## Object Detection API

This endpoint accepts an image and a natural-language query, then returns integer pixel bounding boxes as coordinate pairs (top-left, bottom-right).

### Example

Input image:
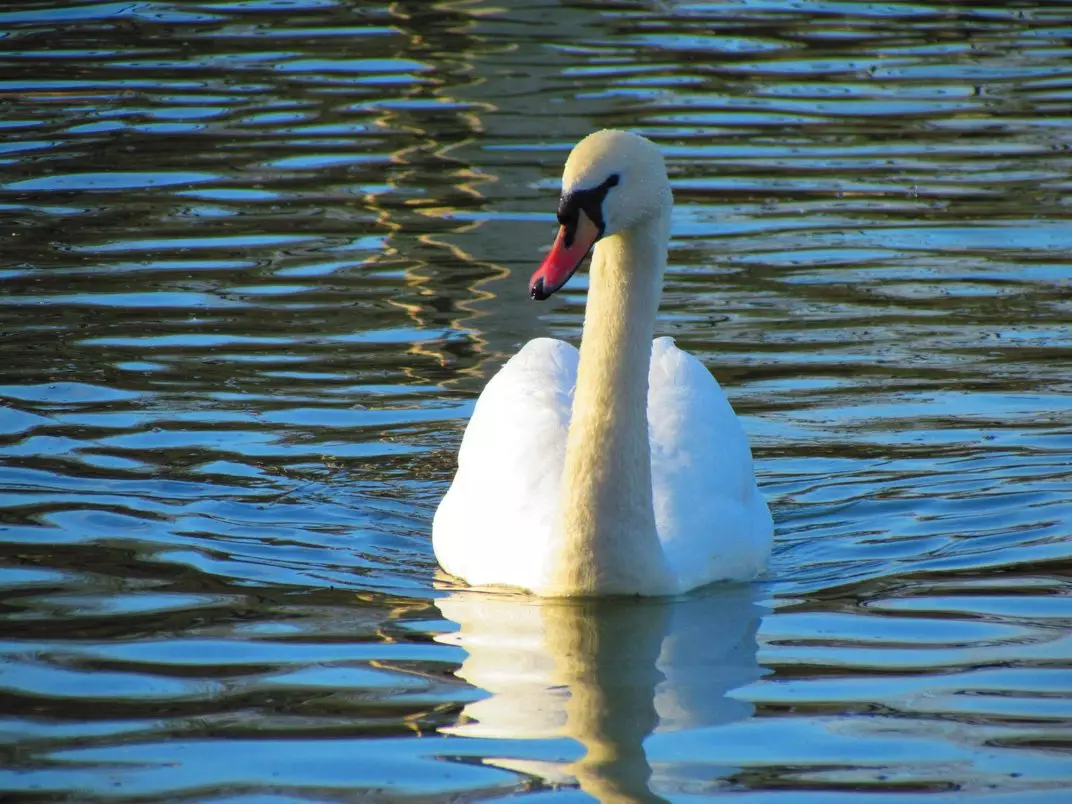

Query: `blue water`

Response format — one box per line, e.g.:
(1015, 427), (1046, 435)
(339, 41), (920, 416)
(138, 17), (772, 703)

(1, 0), (1071, 800)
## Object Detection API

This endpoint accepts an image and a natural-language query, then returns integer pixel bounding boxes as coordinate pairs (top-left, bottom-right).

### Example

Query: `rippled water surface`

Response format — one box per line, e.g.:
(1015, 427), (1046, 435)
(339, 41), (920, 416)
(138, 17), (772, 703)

(2, 0), (1071, 800)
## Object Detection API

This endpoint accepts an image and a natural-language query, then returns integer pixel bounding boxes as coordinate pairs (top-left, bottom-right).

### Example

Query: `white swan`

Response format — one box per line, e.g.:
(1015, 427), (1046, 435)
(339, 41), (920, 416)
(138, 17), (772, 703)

(433, 129), (772, 596)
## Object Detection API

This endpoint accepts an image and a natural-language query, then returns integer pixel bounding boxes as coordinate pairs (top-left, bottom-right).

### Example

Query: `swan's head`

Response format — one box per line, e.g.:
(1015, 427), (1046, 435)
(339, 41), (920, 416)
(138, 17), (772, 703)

(530, 130), (671, 301)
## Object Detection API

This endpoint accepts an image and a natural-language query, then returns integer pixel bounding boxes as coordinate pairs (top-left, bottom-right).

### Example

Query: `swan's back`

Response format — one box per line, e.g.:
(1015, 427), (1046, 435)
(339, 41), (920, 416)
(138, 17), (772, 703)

(433, 338), (578, 590)
(647, 337), (773, 589)
(433, 336), (771, 593)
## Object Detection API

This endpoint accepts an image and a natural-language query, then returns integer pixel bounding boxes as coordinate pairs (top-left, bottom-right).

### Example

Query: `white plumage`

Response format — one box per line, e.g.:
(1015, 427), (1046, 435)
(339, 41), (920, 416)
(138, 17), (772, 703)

(434, 336), (772, 593)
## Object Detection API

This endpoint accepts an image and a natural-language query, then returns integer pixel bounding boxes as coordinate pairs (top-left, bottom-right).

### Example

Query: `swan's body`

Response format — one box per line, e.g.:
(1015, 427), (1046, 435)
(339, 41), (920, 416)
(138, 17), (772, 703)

(433, 130), (772, 597)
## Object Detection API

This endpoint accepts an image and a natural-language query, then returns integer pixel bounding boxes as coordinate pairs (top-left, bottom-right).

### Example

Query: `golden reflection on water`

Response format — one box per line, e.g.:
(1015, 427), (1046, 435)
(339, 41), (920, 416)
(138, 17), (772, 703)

(359, 2), (499, 384)
(357, 0), (645, 390)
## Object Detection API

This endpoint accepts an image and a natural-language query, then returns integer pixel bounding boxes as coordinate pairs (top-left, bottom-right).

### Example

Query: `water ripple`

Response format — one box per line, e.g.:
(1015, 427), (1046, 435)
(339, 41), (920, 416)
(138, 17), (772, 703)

(1, 0), (1071, 800)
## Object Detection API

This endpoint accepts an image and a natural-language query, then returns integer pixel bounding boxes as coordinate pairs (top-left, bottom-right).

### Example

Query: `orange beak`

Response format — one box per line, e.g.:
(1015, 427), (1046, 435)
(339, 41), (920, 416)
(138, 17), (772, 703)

(529, 209), (601, 300)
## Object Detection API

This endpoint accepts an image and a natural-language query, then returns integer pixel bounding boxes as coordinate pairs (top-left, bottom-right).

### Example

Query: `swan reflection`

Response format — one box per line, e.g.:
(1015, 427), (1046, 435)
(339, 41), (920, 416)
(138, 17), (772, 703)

(435, 585), (765, 801)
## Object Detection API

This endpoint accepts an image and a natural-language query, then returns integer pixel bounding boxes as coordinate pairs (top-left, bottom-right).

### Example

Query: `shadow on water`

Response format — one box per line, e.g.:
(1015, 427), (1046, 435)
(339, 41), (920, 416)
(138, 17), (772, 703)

(0, 0), (1071, 800)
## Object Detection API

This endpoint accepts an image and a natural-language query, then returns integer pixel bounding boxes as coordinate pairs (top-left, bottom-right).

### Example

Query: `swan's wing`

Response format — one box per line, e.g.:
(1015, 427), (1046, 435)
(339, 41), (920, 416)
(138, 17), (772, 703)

(648, 337), (773, 588)
(433, 337), (578, 589)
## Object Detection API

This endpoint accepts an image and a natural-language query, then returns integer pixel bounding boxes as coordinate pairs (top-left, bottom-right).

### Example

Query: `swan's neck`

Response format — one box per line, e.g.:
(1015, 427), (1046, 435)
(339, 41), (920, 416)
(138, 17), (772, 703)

(548, 208), (674, 596)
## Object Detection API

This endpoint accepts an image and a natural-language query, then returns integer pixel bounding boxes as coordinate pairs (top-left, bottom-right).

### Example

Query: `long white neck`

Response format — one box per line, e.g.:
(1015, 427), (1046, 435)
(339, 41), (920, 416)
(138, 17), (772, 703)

(546, 207), (674, 596)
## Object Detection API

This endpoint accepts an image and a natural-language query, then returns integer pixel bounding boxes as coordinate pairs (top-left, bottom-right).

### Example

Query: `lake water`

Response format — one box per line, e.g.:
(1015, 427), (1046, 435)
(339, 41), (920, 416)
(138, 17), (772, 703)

(2, 0), (1071, 801)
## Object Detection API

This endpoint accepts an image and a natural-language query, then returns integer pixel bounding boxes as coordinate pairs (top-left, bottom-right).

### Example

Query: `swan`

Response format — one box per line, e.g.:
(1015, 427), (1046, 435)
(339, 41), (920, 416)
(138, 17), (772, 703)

(433, 129), (772, 597)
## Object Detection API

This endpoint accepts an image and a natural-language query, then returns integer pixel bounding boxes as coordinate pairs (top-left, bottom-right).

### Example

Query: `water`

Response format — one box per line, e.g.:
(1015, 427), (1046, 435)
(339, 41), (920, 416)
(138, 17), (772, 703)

(1, 0), (1071, 800)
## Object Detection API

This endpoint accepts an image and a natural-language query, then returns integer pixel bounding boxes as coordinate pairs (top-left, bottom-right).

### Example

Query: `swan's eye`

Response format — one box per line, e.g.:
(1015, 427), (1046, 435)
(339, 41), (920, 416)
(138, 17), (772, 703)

(556, 173), (621, 243)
